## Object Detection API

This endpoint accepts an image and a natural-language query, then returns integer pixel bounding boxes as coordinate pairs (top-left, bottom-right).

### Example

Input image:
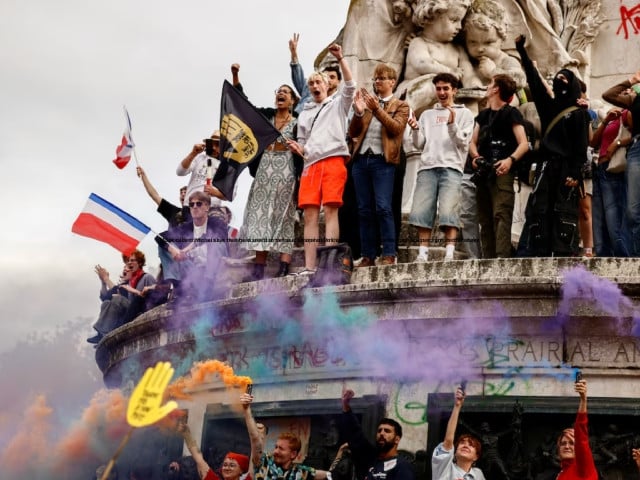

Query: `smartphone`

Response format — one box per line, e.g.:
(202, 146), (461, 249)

(246, 383), (253, 395)
(460, 379), (467, 394)
(575, 370), (583, 383)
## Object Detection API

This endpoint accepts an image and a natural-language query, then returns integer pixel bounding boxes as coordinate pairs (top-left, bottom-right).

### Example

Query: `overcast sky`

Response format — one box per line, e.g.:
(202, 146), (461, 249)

(0, 0), (348, 353)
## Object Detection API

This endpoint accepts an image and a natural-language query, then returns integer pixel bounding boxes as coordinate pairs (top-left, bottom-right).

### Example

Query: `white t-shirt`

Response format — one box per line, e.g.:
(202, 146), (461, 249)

(177, 152), (222, 207)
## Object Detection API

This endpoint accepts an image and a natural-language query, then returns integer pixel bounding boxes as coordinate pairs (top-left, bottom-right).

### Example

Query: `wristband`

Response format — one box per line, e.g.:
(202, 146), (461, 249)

(509, 155), (517, 162)
(336, 56), (343, 62)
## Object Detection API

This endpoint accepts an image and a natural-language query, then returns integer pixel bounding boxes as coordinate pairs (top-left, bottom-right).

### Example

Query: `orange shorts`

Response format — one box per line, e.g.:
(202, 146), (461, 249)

(298, 156), (347, 208)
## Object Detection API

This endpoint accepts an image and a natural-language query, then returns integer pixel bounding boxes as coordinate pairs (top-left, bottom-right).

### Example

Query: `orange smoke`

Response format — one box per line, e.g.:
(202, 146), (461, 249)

(0, 395), (53, 473)
(53, 389), (128, 469)
(167, 360), (252, 400)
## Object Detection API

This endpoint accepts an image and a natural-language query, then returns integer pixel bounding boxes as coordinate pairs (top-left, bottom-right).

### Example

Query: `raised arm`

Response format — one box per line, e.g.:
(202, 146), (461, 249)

(514, 35), (553, 125)
(231, 63), (240, 87)
(136, 166), (162, 206)
(327, 43), (356, 115)
(573, 379), (597, 479)
(178, 423), (214, 480)
(95, 264), (115, 292)
(603, 70), (640, 109)
(240, 392), (264, 468)
(289, 33), (309, 99)
(178, 143), (204, 173)
(444, 387), (465, 451)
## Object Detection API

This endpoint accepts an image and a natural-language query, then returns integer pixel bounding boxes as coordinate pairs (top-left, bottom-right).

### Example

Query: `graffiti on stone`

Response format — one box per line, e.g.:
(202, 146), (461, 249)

(617, 1), (640, 39)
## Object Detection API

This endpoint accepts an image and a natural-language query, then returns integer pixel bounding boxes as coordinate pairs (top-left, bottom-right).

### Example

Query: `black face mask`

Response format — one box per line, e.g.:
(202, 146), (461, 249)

(553, 76), (569, 98)
(552, 69), (581, 107)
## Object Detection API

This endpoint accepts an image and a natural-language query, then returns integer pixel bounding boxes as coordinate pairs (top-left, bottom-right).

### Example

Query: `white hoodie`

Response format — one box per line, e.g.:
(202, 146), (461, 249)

(412, 103), (474, 173)
(297, 80), (357, 168)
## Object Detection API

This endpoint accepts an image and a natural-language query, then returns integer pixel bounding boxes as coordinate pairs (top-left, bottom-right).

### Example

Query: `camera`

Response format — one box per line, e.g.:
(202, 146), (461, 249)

(204, 138), (215, 156)
(470, 156), (495, 185)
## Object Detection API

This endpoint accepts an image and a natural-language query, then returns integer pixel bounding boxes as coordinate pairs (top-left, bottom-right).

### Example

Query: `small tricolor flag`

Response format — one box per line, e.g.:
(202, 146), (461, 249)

(113, 106), (135, 169)
(72, 193), (150, 255)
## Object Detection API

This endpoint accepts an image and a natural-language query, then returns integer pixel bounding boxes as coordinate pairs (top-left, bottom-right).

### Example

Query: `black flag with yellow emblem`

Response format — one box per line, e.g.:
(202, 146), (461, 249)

(213, 80), (281, 200)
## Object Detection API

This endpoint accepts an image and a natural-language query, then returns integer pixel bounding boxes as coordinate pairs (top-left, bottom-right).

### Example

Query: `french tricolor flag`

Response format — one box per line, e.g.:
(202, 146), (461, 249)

(113, 106), (135, 169)
(72, 193), (150, 255)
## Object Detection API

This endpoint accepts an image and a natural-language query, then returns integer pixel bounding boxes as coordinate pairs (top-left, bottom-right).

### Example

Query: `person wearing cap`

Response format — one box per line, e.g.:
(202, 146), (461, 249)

(177, 130), (231, 225)
(178, 422), (251, 480)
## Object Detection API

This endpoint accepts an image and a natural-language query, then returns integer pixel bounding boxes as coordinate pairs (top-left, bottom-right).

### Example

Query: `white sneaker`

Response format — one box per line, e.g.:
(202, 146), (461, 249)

(414, 254), (428, 263)
(444, 254), (454, 262)
(292, 268), (316, 277)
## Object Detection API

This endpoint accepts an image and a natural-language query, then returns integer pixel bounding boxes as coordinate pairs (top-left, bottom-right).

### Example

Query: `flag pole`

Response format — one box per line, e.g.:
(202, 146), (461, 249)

(123, 105), (140, 167)
(133, 147), (141, 167)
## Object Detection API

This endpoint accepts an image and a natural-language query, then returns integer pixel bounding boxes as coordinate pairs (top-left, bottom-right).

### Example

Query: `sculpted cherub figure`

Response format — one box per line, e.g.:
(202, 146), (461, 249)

(397, 0), (482, 114)
(463, 0), (526, 88)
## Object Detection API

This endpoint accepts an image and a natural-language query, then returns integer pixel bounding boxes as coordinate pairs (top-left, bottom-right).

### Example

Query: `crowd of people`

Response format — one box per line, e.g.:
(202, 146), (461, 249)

(93, 379), (640, 480)
(87, 31), (640, 342)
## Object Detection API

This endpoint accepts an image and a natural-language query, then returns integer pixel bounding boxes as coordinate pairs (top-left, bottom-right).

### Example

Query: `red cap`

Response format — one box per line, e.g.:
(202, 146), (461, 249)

(226, 452), (249, 472)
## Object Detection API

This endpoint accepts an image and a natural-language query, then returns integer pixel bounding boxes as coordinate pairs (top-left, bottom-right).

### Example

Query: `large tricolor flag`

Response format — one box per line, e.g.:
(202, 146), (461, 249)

(113, 106), (135, 169)
(213, 80), (280, 200)
(72, 193), (150, 255)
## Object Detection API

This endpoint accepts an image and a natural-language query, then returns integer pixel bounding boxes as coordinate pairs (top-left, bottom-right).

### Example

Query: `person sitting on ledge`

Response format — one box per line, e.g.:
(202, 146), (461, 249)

(156, 191), (228, 302)
(87, 250), (156, 344)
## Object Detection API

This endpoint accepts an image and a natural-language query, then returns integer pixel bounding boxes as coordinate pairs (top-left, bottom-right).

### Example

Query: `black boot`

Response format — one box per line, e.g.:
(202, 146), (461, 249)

(243, 263), (265, 282)
(276, 261), (290, 277)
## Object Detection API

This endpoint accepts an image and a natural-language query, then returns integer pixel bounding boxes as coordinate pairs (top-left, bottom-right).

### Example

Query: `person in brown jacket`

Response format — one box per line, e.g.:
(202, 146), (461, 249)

(349, 63), (409, 266)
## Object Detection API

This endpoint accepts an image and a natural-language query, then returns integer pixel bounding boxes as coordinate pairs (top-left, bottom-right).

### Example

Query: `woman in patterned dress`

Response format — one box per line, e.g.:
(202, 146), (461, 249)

(237, 76), (300, 280)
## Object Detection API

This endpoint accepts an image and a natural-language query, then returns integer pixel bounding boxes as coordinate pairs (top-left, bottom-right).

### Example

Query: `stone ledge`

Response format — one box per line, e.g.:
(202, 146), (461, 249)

(95, 257), (640, 387)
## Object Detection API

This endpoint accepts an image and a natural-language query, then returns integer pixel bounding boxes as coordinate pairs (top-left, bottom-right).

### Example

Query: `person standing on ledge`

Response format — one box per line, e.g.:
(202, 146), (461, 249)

(286, 43), (356, 276)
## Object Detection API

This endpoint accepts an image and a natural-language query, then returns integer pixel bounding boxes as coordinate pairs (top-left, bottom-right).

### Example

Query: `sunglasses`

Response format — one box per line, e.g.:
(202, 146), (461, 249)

(188, 201), (206, 208)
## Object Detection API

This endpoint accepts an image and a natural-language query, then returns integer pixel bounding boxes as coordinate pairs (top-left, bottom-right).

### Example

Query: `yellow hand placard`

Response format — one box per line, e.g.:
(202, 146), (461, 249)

(126, 361), (178, 427)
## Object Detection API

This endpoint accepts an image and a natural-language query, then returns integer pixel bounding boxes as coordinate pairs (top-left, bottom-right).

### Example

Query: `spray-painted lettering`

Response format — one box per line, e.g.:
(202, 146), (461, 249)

(617, 2), (640, 39)
(210, 316), (244, 336)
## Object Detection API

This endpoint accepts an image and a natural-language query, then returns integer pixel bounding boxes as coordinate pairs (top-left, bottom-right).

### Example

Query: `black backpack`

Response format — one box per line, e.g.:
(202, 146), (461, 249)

(307, 243), (354, 288)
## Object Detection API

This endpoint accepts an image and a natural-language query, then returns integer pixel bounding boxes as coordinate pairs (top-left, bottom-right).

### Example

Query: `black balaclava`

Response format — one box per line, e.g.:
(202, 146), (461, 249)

(552, 68), (582, 109)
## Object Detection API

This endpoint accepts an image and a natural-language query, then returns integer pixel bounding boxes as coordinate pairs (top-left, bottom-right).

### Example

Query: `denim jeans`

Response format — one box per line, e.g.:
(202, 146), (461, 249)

(626, 139), (640, 256)
(409, 167), (462, 229)
(352, 153), (396, 258)
(592, 162), (629, 256)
